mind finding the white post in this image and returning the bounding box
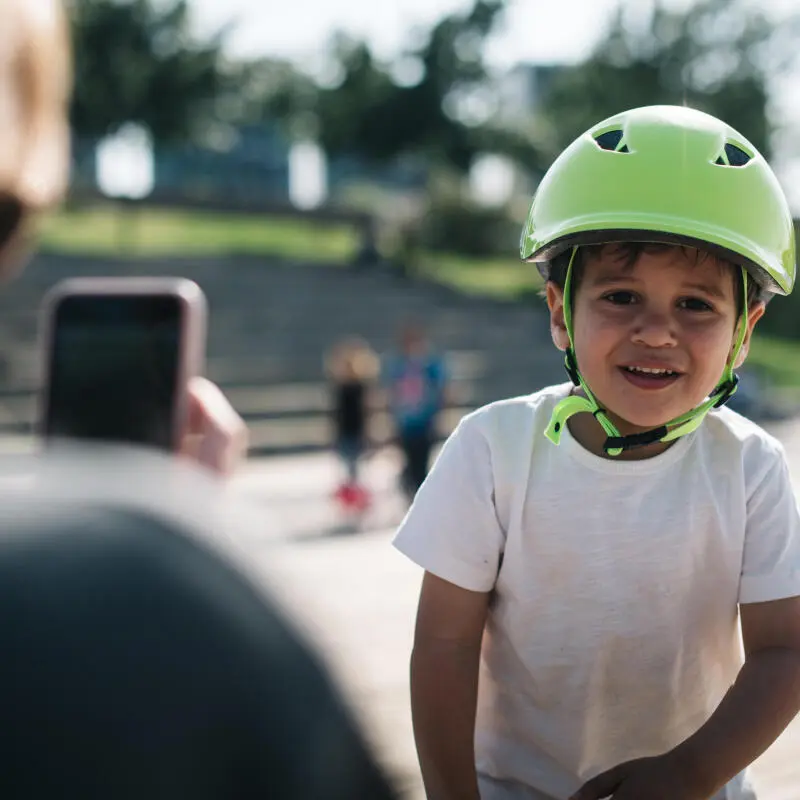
[289,141,328,209]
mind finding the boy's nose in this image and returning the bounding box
[630,310,678,348]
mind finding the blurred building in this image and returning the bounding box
[154,124,291,201]
[69,64,565,209]
[494,64,564,130]
[71,123,291,204]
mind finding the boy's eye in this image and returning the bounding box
[678,297,714,312]
[602,291,636,305]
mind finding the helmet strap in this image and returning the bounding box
[544,248,749,457]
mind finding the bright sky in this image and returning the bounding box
[190,0,630,68]
[186,0,800,205]
[189,0,797,68]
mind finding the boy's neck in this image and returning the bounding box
[567,388,677,461]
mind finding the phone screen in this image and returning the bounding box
[43,294,184,450]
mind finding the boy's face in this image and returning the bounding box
[546,244,765,435]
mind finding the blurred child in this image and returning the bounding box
[325,337,379,512]
[382,322,448,501]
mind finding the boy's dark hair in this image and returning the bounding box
[546,242,764,314]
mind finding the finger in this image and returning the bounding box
[181,377,249,476]
[570,766,625,800]
[184,377,241,434]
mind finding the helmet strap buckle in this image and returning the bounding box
[604,426,669,454]
[713,373,740,408]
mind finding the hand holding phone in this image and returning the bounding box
[39,277,207,452]
[180,376,249,476]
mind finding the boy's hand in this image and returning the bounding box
[570,753,711,800]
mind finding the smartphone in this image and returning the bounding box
[38,277,207,452]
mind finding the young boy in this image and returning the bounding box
[393,105,800,800]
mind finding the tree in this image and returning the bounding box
[239,58,319,139]
[538,0,800,162]
[68,0,232,143]
[258,0,507,173]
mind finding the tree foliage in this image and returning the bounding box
[256,0,507,172]
[68,0,231,143]
[68,0,799,191]
[539,0,800,160]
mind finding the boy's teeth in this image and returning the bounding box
[627,366,674,375]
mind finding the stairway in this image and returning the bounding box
[0,253,566,455]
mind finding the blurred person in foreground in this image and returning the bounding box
[395,105,800,800]
[382,321,448,500]
[325,336,379,512]
[0,1,398,797]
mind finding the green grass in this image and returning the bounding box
[38,204,543,297]
[39,205,360,262]
[748,334,800,388]
[414,251,542,299]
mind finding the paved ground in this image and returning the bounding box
[231,447,424,797]
[229,420,800,800]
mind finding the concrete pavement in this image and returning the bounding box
[231,447,424,797]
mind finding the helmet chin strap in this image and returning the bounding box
[544,246,749,457]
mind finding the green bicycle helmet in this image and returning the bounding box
[519,105,796,456]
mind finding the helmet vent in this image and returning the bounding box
[594,130,629,153]
[715,142,752,167]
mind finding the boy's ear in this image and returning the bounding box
[732,301,766,368]
[546,282,570,352]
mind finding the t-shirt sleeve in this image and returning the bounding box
[739,448,800,604]
[392,412,506,592]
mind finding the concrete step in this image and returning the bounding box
[0,252,561,455]
[244,405,471,455]
[6,256,529,310]
[0,405,474,457]
[0,379,481,425]
[0,343,565,393]
[0,372,557,440]
[0,299,547,332]
[0,312,538,344]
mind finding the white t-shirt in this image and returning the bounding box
[393,383,800,800]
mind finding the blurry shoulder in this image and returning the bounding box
[0,447,262,557]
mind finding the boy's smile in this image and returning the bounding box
[547,244,765,458]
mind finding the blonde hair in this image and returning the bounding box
[325,338,379,383]
[0,0,72,210]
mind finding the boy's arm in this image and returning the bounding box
[670,595,800,794]
[411,571,490,800]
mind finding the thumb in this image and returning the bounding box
[570,765,625,800]
[180,377,248,476]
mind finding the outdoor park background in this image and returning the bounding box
[4,1,800,797]
[40,0,800,405]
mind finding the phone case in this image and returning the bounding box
[37,276,208,451]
